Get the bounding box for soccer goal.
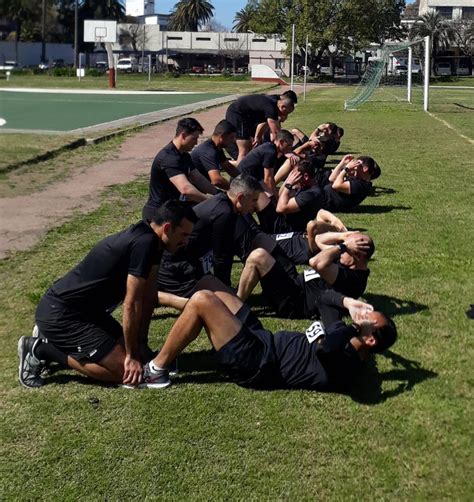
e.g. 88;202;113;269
345;36;430;111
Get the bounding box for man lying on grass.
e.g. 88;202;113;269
18;200;197;389
141;278;397;390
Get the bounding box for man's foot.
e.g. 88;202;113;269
139;363;171;389
18;336;45;388
31;325;57;376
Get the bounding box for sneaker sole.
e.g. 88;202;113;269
17;337;31;389
138;380;172;389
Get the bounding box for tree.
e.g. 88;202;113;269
233;2;258;33
219;37;247;72
403;0;420;18
169;0;215;31
119;24;150;52
410;11;454;74
449;19;474;57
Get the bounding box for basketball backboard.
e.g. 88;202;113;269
84;20;117;43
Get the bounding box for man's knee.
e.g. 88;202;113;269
188;289;218;311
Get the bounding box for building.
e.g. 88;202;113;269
419;0;474;19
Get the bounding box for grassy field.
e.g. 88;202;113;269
1;87;473;500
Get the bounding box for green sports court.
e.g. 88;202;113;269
0;88;227;132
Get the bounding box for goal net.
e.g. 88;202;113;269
345;39;427;111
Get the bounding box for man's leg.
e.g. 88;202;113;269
236;139;252;164
152;290;243;369
237;248;276;302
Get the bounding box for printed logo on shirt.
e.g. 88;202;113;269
305;320;326;344
200;251;214;275
275;232;295;241
303;269;320;282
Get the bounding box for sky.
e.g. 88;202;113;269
154;0;249;30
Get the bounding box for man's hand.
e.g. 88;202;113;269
344;297;374;325
286;168;303;187
341;154;354;165
123;355;143;385
252;136;263;148
344;233;371;257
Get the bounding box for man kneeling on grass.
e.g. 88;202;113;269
18;200;197;389
142;279;397;391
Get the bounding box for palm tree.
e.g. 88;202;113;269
169;0;215;32
233;4;257;33
410;11;454;75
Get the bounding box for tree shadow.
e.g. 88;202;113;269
369;186;398;197
363;293;429;317
350;204;411;214
172;350;229;385
350;351;438;405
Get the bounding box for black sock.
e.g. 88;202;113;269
34;339;69;367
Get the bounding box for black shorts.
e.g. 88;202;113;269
157;257;201;298
215;325;281;389
272;232;312;265
260;261;305;318
35;292;122;363
257;201;293;235
225;105;257;141
297;272;326;319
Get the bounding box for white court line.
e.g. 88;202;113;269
430;86;474;90
0;88;203;95
426;111;474;145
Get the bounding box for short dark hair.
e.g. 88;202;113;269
213;119;237;137
229;174;262;196
276;129;294;145
358;156;381;180
175;117;204;136
371;315;397;353
337;126;344;138
326;122;338;135
298;158;316;178
280;90;298;104
150;199;198;226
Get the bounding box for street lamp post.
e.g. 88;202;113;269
303;35;310;101
290;24;295;90
74;0;78;69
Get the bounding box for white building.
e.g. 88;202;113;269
419;0;474;19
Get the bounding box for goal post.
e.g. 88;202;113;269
344;37;431;111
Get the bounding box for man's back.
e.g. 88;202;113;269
50;221;161;313
190;138;226;182
239;143;277;181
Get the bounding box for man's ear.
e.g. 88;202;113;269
236;192;244;204
365;334;377;348
162;222;172;236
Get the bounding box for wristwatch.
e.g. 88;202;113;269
284;183;293;190
338;243;348;253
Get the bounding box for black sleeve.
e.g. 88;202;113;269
333;267;367;299
162;154;188;179
348;178;369;197
294;187;323;211
184;152;196;172
263;99;278;120
211;212;235;285
128;235;159;279
262;149;277;170
322;322;357;352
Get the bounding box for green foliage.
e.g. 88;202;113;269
169;0;215;31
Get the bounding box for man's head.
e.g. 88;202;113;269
340;232;375;268
358;311;397;354
277;90;298;118
174;117;204;152
212;119;237;149
336;126;344;140
350;156;381;181
296;158;316;187
149;200;198;252
228;175;262;214
274;129;295;155
315;122;337;138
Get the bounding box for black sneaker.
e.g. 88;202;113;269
31;325;55;376
18;336;45;388
139;363;171;389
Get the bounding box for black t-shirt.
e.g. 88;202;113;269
190;138;227;182
230;94;279;124
238;142;278;181
273;321;361;390
50;221;162;313
271;231;312;265
186;193;238;285
285;185;326;231
145;142;195;210
324;177;372;212
233;214;261;262
332;266;370;299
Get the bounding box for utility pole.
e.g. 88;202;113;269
74;0;78;69
41;0;46;63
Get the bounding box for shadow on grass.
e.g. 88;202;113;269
363;293;428;317
351;204;411;214
369;186;397;197
350;351;437;405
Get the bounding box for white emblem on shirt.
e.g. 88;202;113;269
305;320;326;344
303;269;320;282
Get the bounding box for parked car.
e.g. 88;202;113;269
191;65;204;73
299;66;313;76
38;61;49;70
0;61;18;70
236;66;248;74
435;62;452;76
396;57;423;74
116;58;136;72
456;62;471;76
394;65;408;76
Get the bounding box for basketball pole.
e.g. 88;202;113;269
105;42;116;88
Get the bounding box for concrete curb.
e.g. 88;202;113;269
0;84;279;174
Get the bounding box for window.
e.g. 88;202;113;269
196;37;211;41
252;38;267;43
436;6;452;18
224;37;239;42
167;36;182;40
462;7;474;19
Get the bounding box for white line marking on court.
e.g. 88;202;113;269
430;86;474;90
427;111;474;145
0;88;203;95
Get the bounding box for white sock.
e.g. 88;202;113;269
150;361;165;373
